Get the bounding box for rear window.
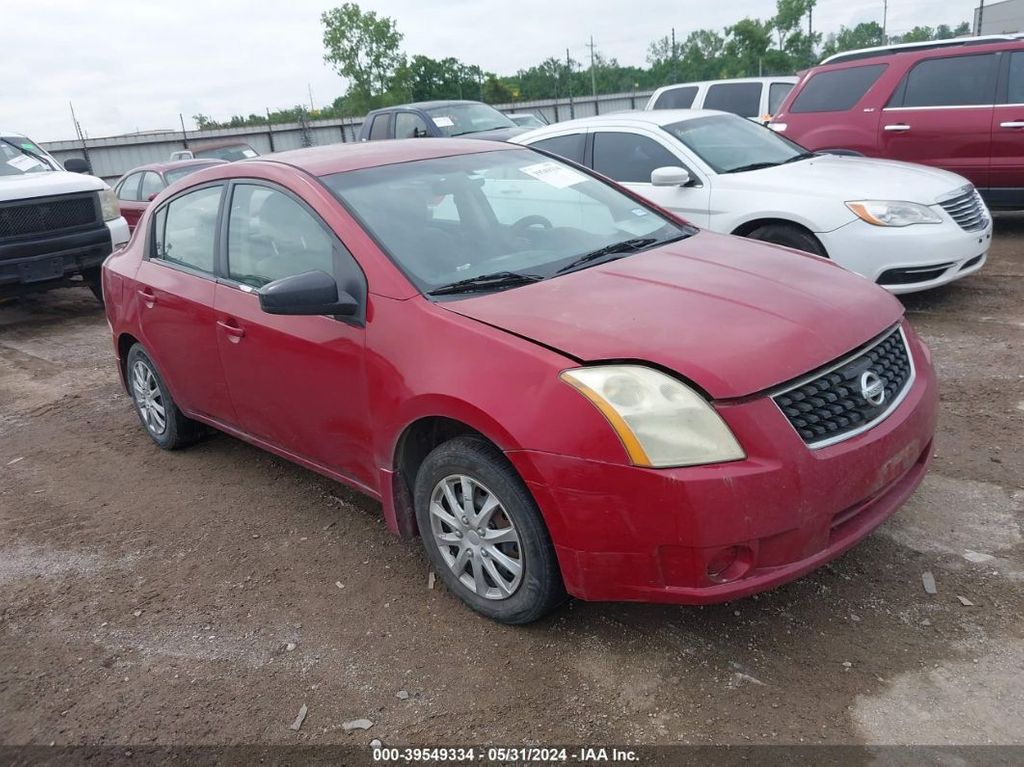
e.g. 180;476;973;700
890;54;998;108
790;64;887;113
529;133;586;164
653;86;698;110
703;82;762;117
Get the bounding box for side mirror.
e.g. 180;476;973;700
651;166;692;187
258;270;358;317
64;158;91;174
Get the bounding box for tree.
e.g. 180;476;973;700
321;3;405;111
821;21;885;58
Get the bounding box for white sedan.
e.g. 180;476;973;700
511;110;992;293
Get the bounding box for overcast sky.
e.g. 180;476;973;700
5;0;979;142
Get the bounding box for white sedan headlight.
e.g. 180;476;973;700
99;189;121;221
846;200;942;227
560;365;745;468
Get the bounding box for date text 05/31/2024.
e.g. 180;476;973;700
372;746;640;763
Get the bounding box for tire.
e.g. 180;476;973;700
414;435;566;624
83;268;103;304
125;344;201;450
747;223;827;258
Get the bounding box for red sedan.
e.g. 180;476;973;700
102;140;938;624
113;159;226;232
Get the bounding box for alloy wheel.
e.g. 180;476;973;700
428;474;524;600
130;360;167;436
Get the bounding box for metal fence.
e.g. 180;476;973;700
39;90;655;184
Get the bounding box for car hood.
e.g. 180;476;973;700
0;170;107;202
443;231;904;399
718;154;971;203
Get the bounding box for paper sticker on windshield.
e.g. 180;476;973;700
520;161;586;189
432;116;455;128
631;208;648;217
7;154;42;171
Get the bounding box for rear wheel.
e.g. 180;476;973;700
414;435;566;624
125;344;201;450
747;223;827;258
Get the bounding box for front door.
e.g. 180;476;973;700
990;50;1024;206
135;183;234;421
213;182;375;489
879;52;998;191
590;130;712;227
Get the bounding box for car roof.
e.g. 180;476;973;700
371;100;482;113
247;138;520;176
653;76;798;91
820;34;1024;66
517;109;729;135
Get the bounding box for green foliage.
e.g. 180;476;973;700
192;1;971;130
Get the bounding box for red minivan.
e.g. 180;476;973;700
771;35;1024;209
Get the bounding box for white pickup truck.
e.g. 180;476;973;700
1;131;129;302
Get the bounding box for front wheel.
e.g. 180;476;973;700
747;223;827;258
125;344;201;450
414;436;566;624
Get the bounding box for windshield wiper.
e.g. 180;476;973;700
428;271;544;296
781;151;818;164
724;161;781;174
0;138;53;170
556;237;658;275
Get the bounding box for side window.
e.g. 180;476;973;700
893;54;998;108
529;133;586;164
117;173;142;201
1008;52;1024;104
152;186;222;274
790;64;888;113
769;82;794;115
592;132;681;184
226;185;335;288
703;82;762;117
700;82;765;116
369;114;391;140
139;172;163;201
395;112;429;138
653;86;698;110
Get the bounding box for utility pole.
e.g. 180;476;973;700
68;101;92;172
671;27;677;82
179;113;189;149
566;48;575;119
265;108;276;152
587;35;598;114
882;0;888;43
977;0;986;35
307;83;315;112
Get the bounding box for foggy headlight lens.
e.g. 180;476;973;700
99;189;120;221
846;200;942;227
561;365;745;468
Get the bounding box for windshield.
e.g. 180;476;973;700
661;115;808;174
323;148;690;296
424;103;516;137
164;163;219;184
195;145;258;161
0;136;58;175
510;114;545;129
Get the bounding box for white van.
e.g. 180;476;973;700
645;77;798;121
1;131;129;301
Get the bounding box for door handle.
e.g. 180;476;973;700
216;319;246;340
883;124;911;132
1000;121;1024;128
137;288;156;307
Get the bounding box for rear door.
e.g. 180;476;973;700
589;129;712;227
134;183;235;421
990;49;1024;205
880;52;998;189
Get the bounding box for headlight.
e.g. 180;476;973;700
99;189;120;221
560;365;745;468
846;200;942;227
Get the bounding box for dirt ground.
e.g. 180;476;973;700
1;219;1022;750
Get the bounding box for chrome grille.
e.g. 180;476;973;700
772;327;915;448
938;186;988;232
